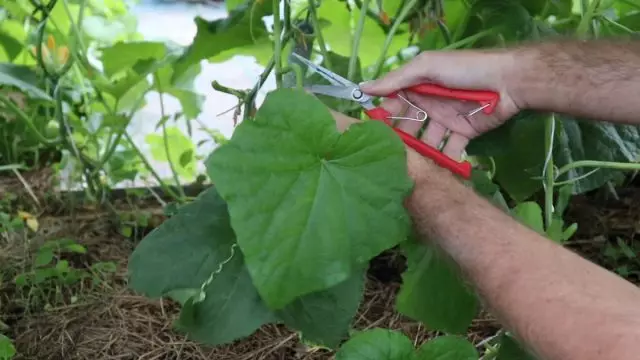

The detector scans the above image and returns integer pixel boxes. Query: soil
[1,169,639,360]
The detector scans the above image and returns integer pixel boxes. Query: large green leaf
[277,269,366,348]
[396,239,479,334]
[174,245,278,346]
[127,187,275,345]
[335,328,416,360]
[0,63,51,100]
[416,335,479,360]
[128,186,365,348]
[467,112,545,201]
[206,88,413,309]
[128,187,242,297]
[173,0,274,80]
[469,112,640,200]
[553,115,640,194]
[463,0,538,44]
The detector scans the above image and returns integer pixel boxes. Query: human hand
[360,49,523,160]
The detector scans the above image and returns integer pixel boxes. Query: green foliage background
[1,0,639,359]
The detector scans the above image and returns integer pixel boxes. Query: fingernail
[359,81,372,87]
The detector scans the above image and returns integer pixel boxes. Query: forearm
[508,39,640,124]
[406,155,640,360]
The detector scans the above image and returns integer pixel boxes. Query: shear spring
[386,93,429,122]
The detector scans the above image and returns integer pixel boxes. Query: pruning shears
[291,53,500,179]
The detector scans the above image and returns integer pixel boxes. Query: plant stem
[0,95,59,146]
[598,15,635,34]
[212,81,248,98]
[92,88,151,175]
[284,0,292,33]
[61,0,88,52]
[0,164,27,172]
[349,0,370,80]
[273,0,284,87]
[556,160,640,178]
[577,0,600,37]
[123,132,181,201]
[244,56,276,121]
[371,0,418,79]
[290,63,305,88]
[553,168,599,186]
[154,73,186,199]
[442,28,496,50]
[543,113,555,230]
[307,0,332,70]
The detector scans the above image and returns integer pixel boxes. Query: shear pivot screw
[352,89,363,100]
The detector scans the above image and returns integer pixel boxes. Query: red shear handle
[365,108,472,179]
[393,83,500,115]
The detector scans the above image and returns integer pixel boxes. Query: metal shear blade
[291,53,353,87]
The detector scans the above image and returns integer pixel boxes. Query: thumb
[359,58,427,95]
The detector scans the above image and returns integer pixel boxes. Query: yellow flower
[31,34,69,68]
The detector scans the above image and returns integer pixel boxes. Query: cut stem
[349,0,370,80]
[307,0,332,70]
[543,113,555,230]
[371,0,418,79]
[273,0,283,87]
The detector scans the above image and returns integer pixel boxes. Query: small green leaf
[0,334,16,360]
[101,114,128,129]
[416,335,479,360]
[512,202,544,234]
[55,260,70,273]
[179,149,194,168]
[154,64,204,120]
[616,238,636,259]
[396,239,478,334]
[496,333,536,360]
[335,328,416,360]
[146,126,197,181]
[100,41,167,77]
[206,88,413,309]
[0,30,22,61]
[35,248,54,267]
[63,243,87,254]
[0,63,51,100]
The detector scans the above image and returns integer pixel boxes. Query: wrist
[502,45,544,111]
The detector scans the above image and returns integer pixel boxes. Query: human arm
[508,39,640,124]
[329,106,640,359]
[399,150,640,360]
[359,39,640,160]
